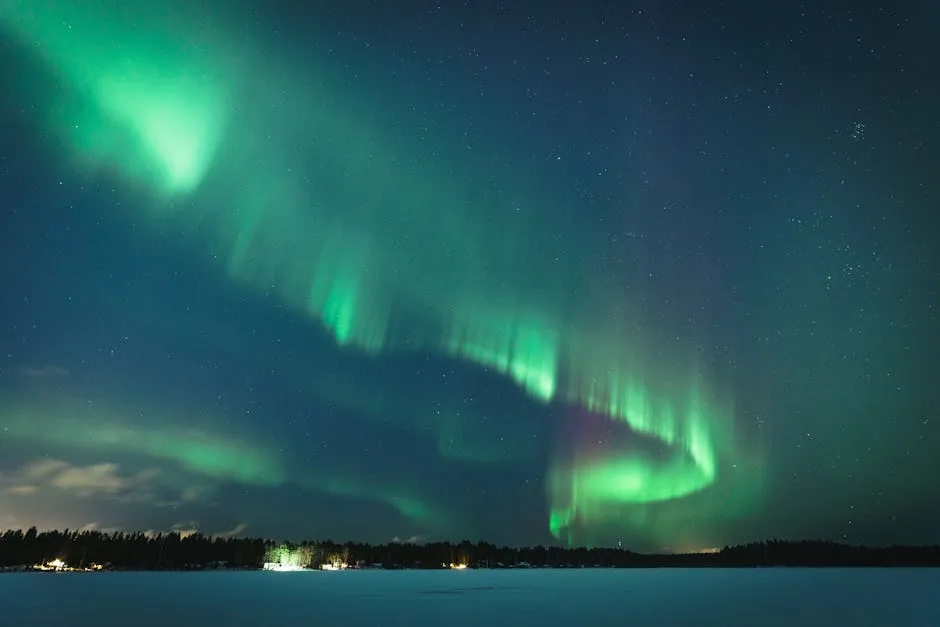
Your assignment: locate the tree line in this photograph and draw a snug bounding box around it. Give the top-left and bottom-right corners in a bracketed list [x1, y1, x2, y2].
[1, 528, 938, 570]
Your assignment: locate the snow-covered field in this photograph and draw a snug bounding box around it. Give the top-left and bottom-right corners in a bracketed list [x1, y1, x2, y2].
[2, 568, 937, 626]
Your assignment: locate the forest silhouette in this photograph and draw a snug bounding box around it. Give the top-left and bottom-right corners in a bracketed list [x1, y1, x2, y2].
[2, 528, 939, 571]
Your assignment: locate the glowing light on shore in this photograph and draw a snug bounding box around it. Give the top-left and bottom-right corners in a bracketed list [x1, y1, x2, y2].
[320, 562, 348, 571]
[262, 562, 306, 572]
[33, 558, 73, 571]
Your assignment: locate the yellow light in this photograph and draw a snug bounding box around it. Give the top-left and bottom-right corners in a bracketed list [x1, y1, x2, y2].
[321, 562, 348, 571]
[262, 562, 305, 572]
[448, 562, 468, 570]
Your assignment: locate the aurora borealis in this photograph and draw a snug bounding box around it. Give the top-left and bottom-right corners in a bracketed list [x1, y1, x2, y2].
[1, 0, 937, 552]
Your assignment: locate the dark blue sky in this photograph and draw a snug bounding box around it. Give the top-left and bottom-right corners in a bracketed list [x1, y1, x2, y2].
[0, 0, 937, 551]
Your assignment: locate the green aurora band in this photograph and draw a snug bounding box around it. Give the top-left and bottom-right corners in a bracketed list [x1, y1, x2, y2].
[1, 0, 232, 196]
[1, 397, 447, 529]
[1, 401, 285, 487]
[2, 0, 760, 544]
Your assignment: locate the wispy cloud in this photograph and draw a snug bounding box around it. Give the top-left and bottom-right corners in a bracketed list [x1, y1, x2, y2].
[7, 484, 38, 495]
[141, 521, 200, 539]
[51, 463, 126, 495]
[77, 521, 123, 534]
[180, 487, 202, 502]
[214, 522, 248, 539]
[171, 522, 199, 538]
[4, 459, 159, 499]
[18, 364, 70, 378]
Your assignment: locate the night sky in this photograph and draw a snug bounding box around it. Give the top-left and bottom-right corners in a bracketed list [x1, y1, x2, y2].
[0, 0, 937, 553]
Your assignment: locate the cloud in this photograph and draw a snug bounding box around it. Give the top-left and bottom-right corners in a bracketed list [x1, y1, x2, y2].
[22, 459, 70, 481]
[51, 464, 126, 495]
[7, 485, 38, 495]
[18, 364, 71, 378]
[4, 459, 159, 499]
[141, 521, 200, 539]
[214, 523, 247, 539]
[77, 522, 123, 534]
[180, 487, 202, 502]
[170, 522, 199, 538]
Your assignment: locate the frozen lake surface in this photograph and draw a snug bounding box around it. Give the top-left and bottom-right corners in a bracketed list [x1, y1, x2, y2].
[2, 568, 937, 626]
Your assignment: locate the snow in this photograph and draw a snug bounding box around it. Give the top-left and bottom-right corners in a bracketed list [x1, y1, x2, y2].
[1, 568, 937, 626]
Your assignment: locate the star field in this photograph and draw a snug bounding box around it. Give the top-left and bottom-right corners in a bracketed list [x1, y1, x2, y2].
[0, 0, 936, 552]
